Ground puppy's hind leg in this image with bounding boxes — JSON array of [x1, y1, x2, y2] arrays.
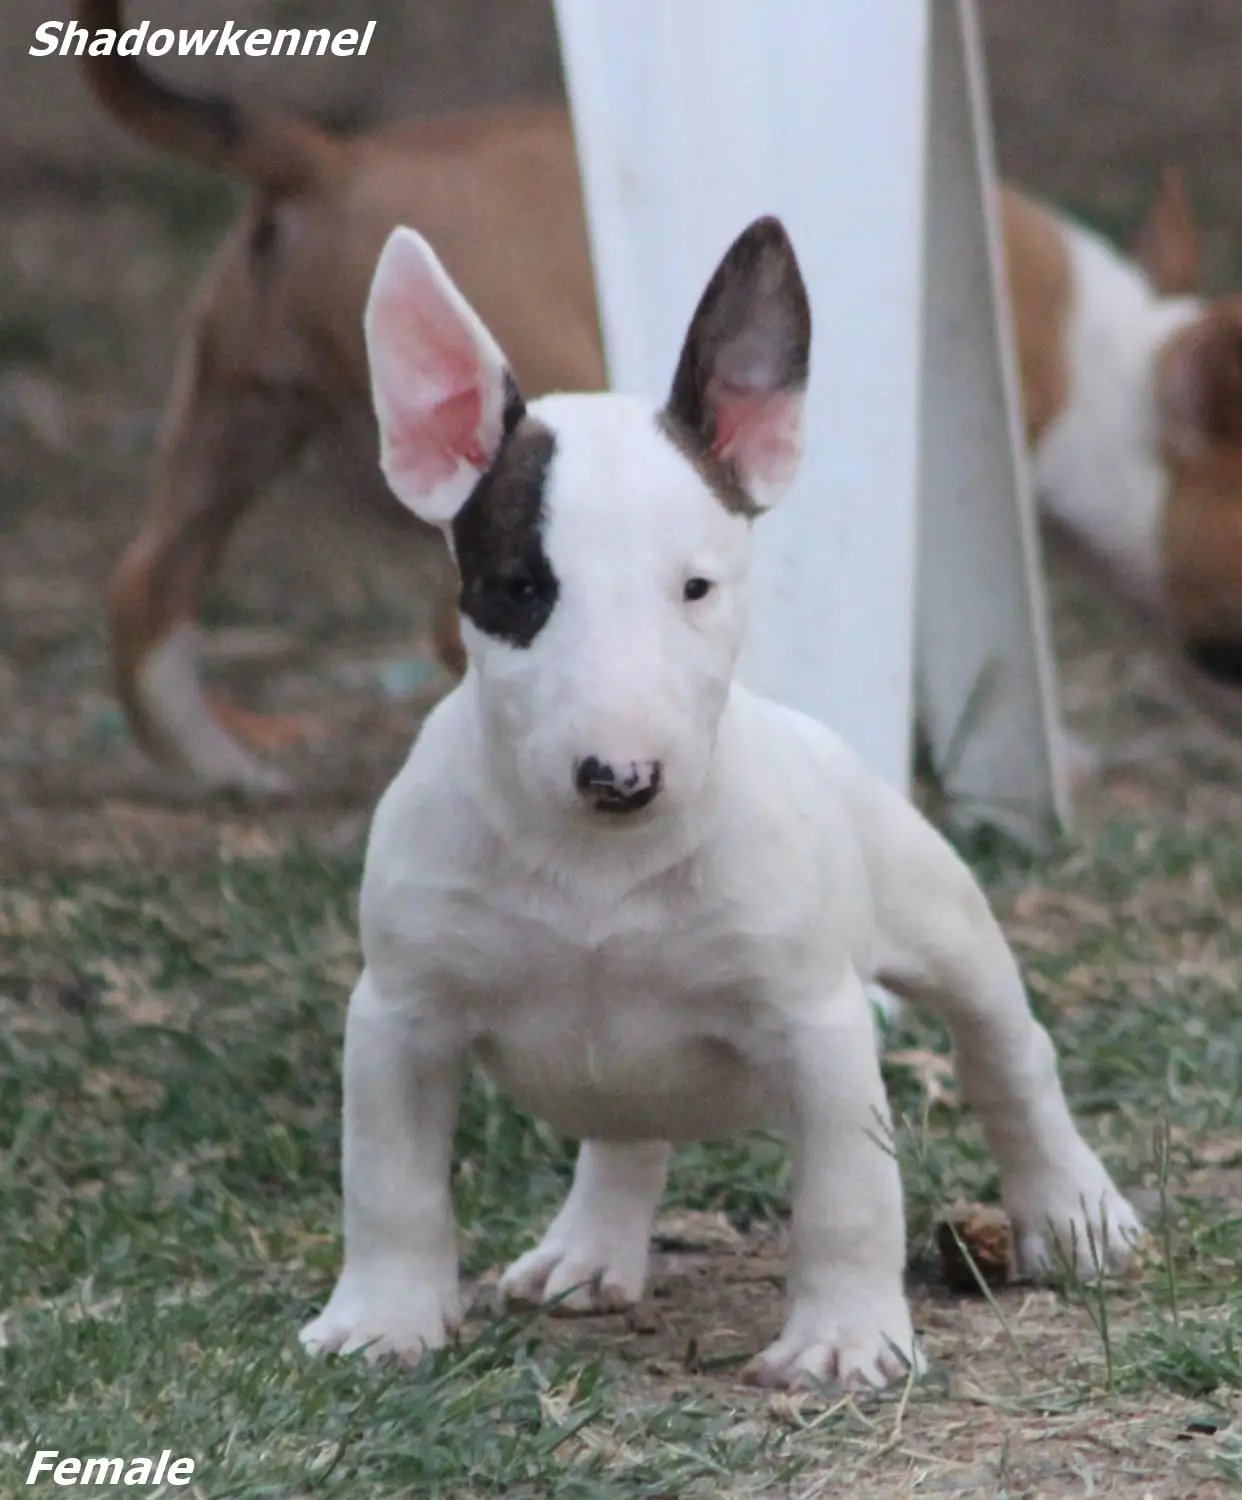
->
[[870, 799, 1140, 1277], [500, 1141, 669, 1313], [109, 322, 320, 794]]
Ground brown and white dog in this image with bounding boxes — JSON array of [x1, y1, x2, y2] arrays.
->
[[1005, 174, 1242, 699], [83, 0, 1242, 793], [82, 0, 603, 793]]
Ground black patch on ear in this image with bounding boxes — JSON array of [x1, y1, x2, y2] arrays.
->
[[663, 215, 810, 513], [500, 369, 526, 437], [656, 409, 760, 519], [451, 397, 559, 650]]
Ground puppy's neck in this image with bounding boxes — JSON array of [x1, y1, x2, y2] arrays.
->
[[1036, 218, 1201, 610]]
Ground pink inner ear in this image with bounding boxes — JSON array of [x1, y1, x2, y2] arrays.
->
[[385, 387, 487, 493], [370, 244, 506, 507], [710, 383, 804, 492]]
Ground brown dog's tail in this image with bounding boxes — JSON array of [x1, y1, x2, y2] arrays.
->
[[78, 0, 336, 192]]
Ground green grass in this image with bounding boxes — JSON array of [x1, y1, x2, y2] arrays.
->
[[3, 818, 1242, 1495]]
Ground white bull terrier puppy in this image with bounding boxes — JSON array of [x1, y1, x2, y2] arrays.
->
[[301, 217, 1140, 1388]]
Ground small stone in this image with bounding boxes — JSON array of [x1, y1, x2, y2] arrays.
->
[[652, 1210, 744, 1252], [936, 1203, 1017, 1292], [624, 1304, 660, 1335]]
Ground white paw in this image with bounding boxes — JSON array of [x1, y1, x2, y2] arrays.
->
[[1007, 1150, 1142, 1278], [300, 1262, 461, 1362], [744, 1290, 924, 1391], [499, 1216, 651, 1314]]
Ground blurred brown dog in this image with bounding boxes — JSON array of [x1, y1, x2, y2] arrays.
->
[[84, 0, 1242, 793], [83, 0, 603, 792], [1003, 173, 1242, 713]]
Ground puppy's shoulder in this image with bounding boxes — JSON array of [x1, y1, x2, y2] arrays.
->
[[364, 688, 485, 876], [730, 686, 871, 795], [726, 687, 933, 860]]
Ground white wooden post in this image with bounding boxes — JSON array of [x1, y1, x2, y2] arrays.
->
[[915, 0, 1070, 841], [553, 0, 1070, 847]]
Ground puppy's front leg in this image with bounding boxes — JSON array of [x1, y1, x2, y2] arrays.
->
[[301, 970, 464, 1361], [500, 1141, 669, 1313], [748, 968, 918, 1390]]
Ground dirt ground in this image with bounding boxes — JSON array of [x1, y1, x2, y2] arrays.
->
[[6, 1, 1242, 871]]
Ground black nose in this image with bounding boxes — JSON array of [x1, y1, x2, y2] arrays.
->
[[574, 756, 663, 813], [1188, 637, 1242, 686]]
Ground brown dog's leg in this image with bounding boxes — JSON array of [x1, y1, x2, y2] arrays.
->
[[109, 322, 321, 793]]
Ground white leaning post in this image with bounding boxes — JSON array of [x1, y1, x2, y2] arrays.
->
[[553, 0, 1071, 848]]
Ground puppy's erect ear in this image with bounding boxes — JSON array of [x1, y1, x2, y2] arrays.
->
[[365, 227, 523, 526], [664, 216, 811, 511], [1136, 168, 1199, 299]]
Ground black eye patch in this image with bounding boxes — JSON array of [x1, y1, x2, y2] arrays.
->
[[451, 416, 560, 650], [460, 552, 559, 645]]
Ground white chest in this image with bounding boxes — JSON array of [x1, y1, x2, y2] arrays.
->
[[457, 893, 801, 1140], [472, 987, 782, 1142], [1032, 221, 1200, 607], [365, 691, 875, 1146], [366, 822, 850, 1142]]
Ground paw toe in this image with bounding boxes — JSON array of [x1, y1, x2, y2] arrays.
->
[[299, 1286, 457, 1364], [498, 1249, 559, 1308], [745, 1336, 920, 1391], [1015, 1190, 1143, 1279], [500, 1237, 646, 1316]]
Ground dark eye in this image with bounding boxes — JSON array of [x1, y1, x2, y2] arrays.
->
[[683, 577, 714, 602], [500, 573, 539, 607]]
